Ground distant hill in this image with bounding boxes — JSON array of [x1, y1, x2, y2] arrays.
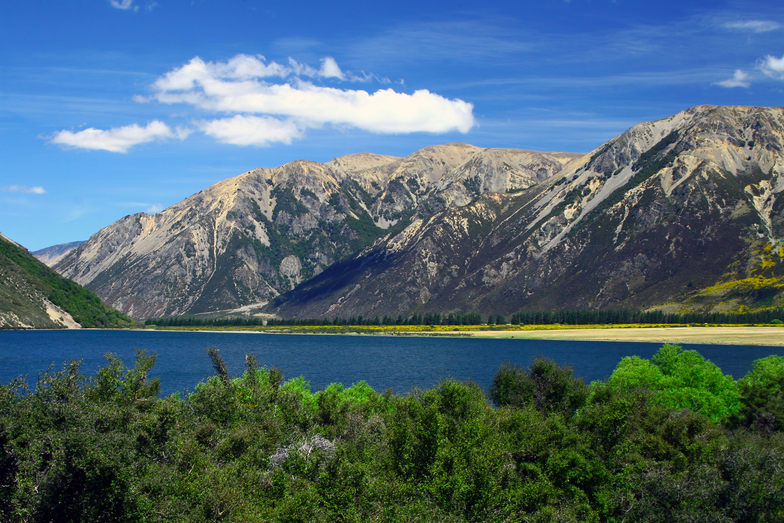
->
[[0, 234, 133, 329], [32, 241, 85, 267]]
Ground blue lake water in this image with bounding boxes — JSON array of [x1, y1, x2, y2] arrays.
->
[[0, 329, 782, 397]]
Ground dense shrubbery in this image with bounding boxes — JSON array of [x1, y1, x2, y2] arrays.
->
[[0, 345, 782, 521]]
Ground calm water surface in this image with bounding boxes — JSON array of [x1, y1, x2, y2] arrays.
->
[[1, 330, 782, 396]]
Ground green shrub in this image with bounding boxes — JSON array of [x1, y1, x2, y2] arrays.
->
[[606, 344, 741, 423], [734, 355, 784, 432], [490, 358, 588, 418]]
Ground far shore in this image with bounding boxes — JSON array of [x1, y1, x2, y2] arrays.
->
[[137, 324, 784, 346], [467, 326, 784, 346]]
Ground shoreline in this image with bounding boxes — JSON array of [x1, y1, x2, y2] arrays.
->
[[466, 326, 784, 346], [124, 324, 784, 346]]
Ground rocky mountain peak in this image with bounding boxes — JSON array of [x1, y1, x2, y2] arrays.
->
[[325, 152, 400, 174], [51, 105, 784, 321], [267, 105, 784, 320], [54, 141, 575, 318]]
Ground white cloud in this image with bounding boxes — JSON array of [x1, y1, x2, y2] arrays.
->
[[760, 54, 784, 80], [287, 58, 319, 78], [723, 20, 780, 33], [153, 56, 290, 93], [174, 126, 194, 140], [344, 71, 392, 84], [50, 121, 176, 153], [716, 69, 751, 88], [148, 55, 475, 135], [110, 0, 137, 11], [319, 57, 345, 80], [145, 203, 164, 213], [1, 185, 47, 194], [199, 115, 303, 146], [53, 54, 474, 153]]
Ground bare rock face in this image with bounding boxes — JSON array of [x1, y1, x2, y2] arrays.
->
[[268, 106, 784, 318], [55, 143, 576, 318]]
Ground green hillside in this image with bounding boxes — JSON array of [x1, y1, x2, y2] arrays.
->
[[0, 235, 134, 329]]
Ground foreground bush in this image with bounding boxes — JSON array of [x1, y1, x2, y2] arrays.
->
[[0, 346, 781, 521]]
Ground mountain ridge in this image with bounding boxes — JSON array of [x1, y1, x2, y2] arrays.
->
[[266, 105, 784, 319], [55, 142, 578, 318], [33, 241, 86, 267], [50, 105, 784, 320]]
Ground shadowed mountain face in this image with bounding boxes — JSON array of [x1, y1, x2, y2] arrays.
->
[[54, 144, 579, 319], [267, 105, 784, 319]]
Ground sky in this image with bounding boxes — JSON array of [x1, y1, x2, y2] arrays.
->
[[1, 0, 783, 251]]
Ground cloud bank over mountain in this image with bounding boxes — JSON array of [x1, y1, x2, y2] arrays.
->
[[50, 54, 475, 152]]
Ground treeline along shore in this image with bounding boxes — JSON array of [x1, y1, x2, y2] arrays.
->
[[144, 307, 784, 328], [0, 344, 782, 521]]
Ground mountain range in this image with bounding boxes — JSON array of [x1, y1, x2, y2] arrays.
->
[[51, 105, 784, 320], [53, 143, 579, 318]]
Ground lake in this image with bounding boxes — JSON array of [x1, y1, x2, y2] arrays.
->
[[1, 329, 782, 397]]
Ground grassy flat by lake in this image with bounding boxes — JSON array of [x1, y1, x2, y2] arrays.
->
[[145, 323, 784, 346], [468, 326, 784, 345]]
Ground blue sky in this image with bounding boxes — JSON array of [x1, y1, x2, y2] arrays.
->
[[1, 0, 783, 251]]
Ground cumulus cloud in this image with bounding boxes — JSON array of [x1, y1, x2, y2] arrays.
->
[[152, 56, 289, 93], [148, 55, 475, 134], [760, 54, 784, 80], [149, 55, 354, 95], [50, 121, 177, 153], [53, 54, 474, 153], [146, 203, 164, 213], [1, 186, 47, 194], [717, 69, 751, 88], [723, 20, 780, 33], [199, 115, 303, 146]]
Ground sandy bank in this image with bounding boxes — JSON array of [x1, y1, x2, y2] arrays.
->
[[467, 326, 784, 346]]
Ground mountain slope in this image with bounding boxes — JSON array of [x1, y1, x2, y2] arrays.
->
[[0, 234, 133, 329], [267, 105, 784, 318], [54, 144, 578, 319], [32, 241, 85, 267]]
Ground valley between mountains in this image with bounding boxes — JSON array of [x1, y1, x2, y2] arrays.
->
[[48, 105, 784, 321]]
